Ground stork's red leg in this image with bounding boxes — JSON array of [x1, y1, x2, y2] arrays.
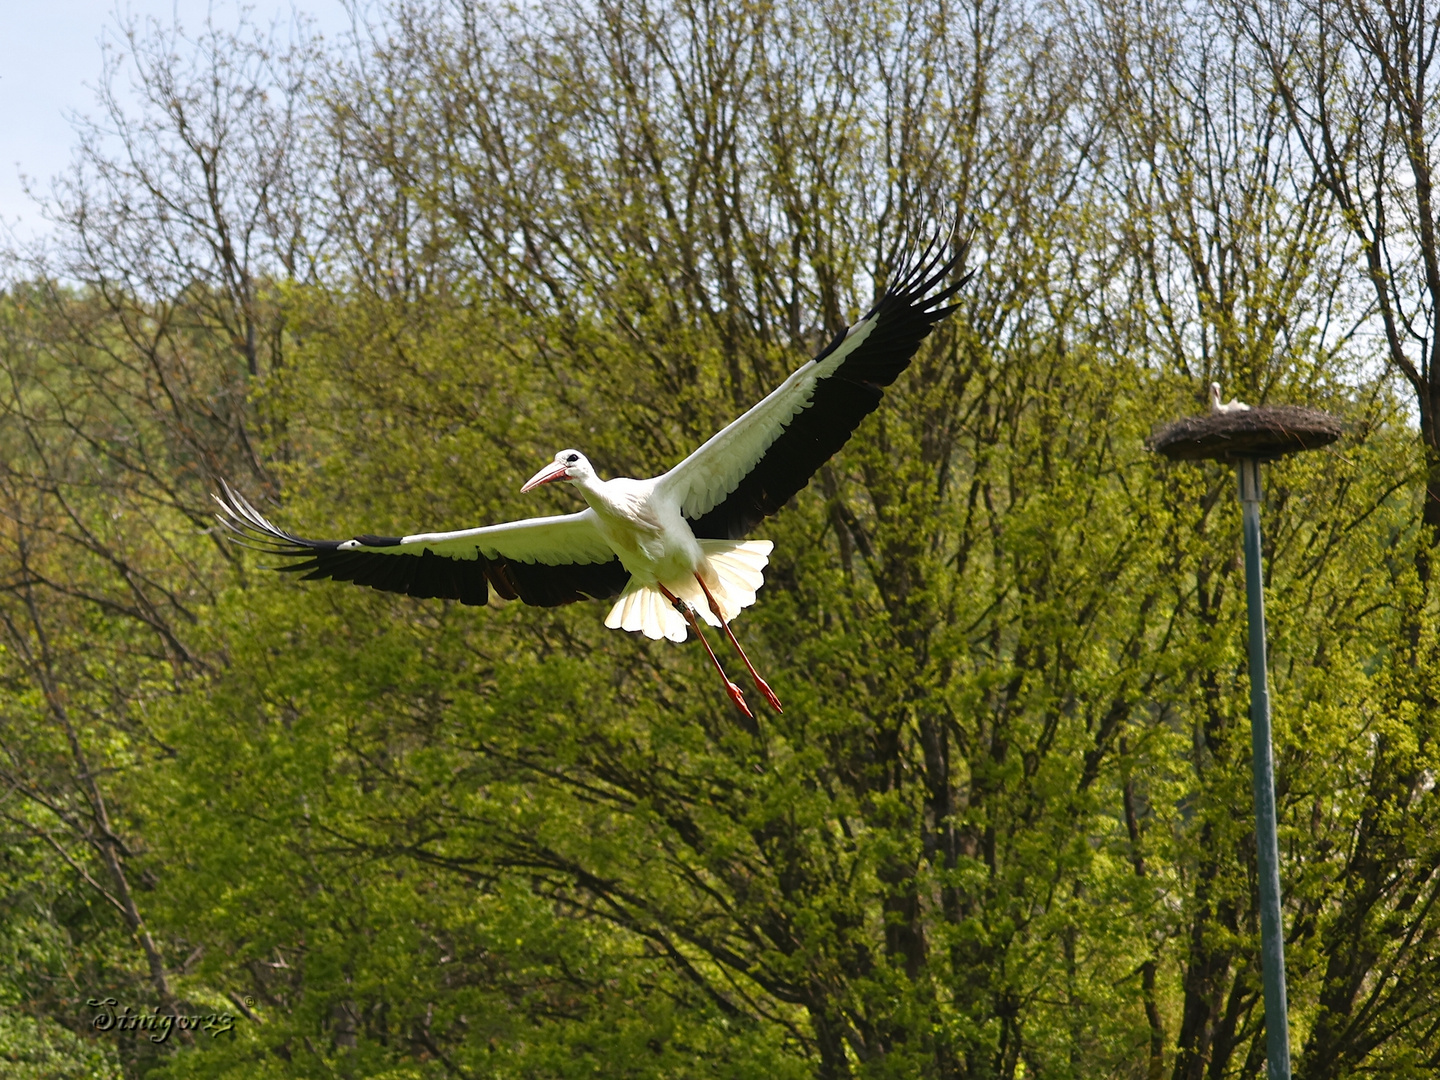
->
[[694, 575, 783, 713], [657, 584, 753, 720]]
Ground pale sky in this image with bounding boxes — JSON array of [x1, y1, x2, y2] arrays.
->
[[0, 1, 352, 243]]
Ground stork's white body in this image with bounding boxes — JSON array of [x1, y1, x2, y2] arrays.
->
[[579, 475, 682, 576], [562, 471, 773, 643]]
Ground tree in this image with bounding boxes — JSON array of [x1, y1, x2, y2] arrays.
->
[[1237, 0, 1440, 557], [0, 10, 319, 1073], [1228, 2, 1440, 1074]]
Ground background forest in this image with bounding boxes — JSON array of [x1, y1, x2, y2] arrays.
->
[[2, 0, 1438, 1077]]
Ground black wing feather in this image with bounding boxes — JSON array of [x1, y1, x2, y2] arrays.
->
[[687, 235, 970, 540], [214, 483, 629, 608]]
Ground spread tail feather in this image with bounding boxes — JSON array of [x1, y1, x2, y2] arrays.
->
[[604, 540, 773, 641]]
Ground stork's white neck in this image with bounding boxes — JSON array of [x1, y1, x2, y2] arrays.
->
[[569, 470, 606, 501], [569, 471, 628, 521], [567, 470, 667, 563]]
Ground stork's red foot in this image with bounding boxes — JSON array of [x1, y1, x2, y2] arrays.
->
[[691, 573, 783, 714], [657, 582, 756, 722], [725, 680, 754, 719], [753, 676, 783, 713]]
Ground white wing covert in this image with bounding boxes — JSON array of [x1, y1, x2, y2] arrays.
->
[[659, 319, 877, 521], [660, 236, 970, 540], [399, 510, 617, 565]]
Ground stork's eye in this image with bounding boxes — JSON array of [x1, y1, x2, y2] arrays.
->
[[566, 453, 579, 464]]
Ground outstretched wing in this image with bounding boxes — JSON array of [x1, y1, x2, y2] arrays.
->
[[659, 234, 970, 540], [215, 483, 630, 607]]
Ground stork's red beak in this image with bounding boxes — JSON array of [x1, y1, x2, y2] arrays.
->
[[521, 462, 570, 493]]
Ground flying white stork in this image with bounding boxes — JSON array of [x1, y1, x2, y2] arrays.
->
[[216, 236, 970, 718]]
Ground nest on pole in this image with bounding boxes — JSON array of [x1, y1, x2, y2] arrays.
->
[[1148, 406, 1341, 463]]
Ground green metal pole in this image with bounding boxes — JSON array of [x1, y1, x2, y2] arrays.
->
[[1238, 456, 1292, 1080]]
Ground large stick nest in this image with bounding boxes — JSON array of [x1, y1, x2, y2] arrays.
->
[[1149, 406, 1342, 462]]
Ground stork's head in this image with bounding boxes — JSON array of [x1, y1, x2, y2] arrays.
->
[[1209, 382, 1223, 408], [521, 449, 594, 492]]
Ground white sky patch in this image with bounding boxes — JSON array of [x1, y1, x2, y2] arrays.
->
[[0, 0, 352, 243]]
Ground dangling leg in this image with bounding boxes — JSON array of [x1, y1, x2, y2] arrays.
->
[[657, 583, 753, 720], [693, 574, 783, 713]]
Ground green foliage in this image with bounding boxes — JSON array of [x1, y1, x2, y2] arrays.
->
[[1, 1, 1439, 1079]]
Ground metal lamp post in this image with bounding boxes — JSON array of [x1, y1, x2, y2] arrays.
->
[[1150, 404, 1341, 1080], [1238, 454, 1290, 1079]]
